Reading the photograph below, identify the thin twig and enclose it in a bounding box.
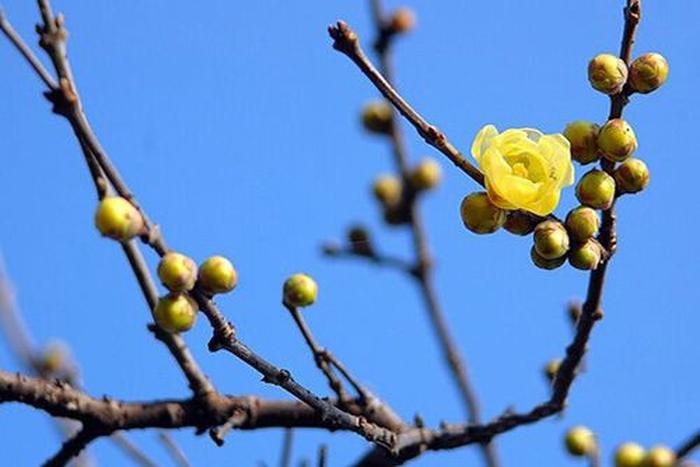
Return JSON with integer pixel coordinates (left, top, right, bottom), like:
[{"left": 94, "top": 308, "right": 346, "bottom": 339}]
[
  {"left": 677, "top": 429, "right": 700, "bottom": 459},
  {"left": 356, "top": 3, "right": 498, "bottom": 466},
  {"left": 44, "top": 429, "right": 101, "bottom": 467},
  {"left": 157, "top": 432, "right": 191, "bottom": 467},
  {"left": 280, "top": 429, "right": 294, "bottom": 467},
  {"left": 322, "top": 244, "right": 415, "bottom": 276},
  {"left": 317, "top": 444, "right": 328, "bottom": 467},
  {"left": 111, "top": 432, "right": 158, "bottom": 467},
  {"left": 328, "top": 21, "right": 484, "bottom": 186}
]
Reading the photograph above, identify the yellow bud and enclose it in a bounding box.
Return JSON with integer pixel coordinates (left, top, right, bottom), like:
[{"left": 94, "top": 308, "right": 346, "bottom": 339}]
[
  {"left": 410, "top": 159, "right": 442, "bottom": 191},
  {"left": 598, "top": 119, "right": 638, "bottom": 162},
  {"left": 154, "top": 294, "right": 197, "bottom": 333},
  {"left": 503, "top": 210, "right": 538, "bottom": 236},
  {"left": 94, "top": 196, "right": 145, "bottom": 242},
  {"left": 157, "top": 252, "right": 197, "bottom": 292},
  {"left": 198, "top": 256, "right": 238, "bottom": 295},
  {"left": 576, "top": 169, "right": 616, "bottom": 210},
  {"left": 615, "top": 158, "right": 650, "bottom": 194},
  {"left": 643, "top": 445, "right": 676, "bottom": 467},
  {"left": 283, "top": 273, "right": 318, "bottom": 307},
  {"left": 614, "top": 442, "right": 646, "bottom": 467},
  {"left": 564, "top": 121, "right": 600, "bottom": 164},
  {"left": 38, "top": 341, "right": 68, "bottom": 375},
  {"left": 565, "top": 206, "right": 600, "bottom": 242},
  {"left": 361, "top": 101, "right": 393, "bottom": 134},
  {"left": 534, "top": 221, "right": 570, "bottom": 260},
  {"left": 389, "top": 7, "right": 416, "bottom": 33},
  {"left": 459, "top": 192, "right": 506, "bottom": 234},
  {"left": 568, "top": 239, "right": 603, "bottom": 271},
  {"left": 543, "top": 358, "right": 561, "bottom": 382},
  {"left": 564, "top": 426, "right": 596, "bottom": 457},
  {"left": 588, "top": 53, "right": 628, "bottom": 95},
  {"left": 373, "top": 175, "right": 402, "bottom": 206},
  {"left": 530, "top": 246, "right": 566, "bottom": 270},
  {"left": 629, "top": 53, "right": 669, "bottom": 94}
]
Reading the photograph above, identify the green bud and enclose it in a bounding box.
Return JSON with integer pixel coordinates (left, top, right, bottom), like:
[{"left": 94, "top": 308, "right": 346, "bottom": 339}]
[
  {"left": 643, "top": 445, "right": 676, "bottom": 467},
  {"left": 576, "top": 169, "right": 616, "bottom": 210},
  {"left": 563, "top": 121, "right": 600, "bottom": 164},
  {"left": 198, "top": 256, "right": 238, "bottom": 295},
  {"left": 534, "top": 221, "right": 569, "bottom": 260},
  {"left": 629, "top": 53, "right": 669, "bottom": 94},
  {"left": 564, "top": 426, "right": 596, "bottom": 457},
  {"left": 588, "top": 53, "right": 628, "bottom": 95},
  {"left": 361, "top": 101, "right": 393, "bottom": 134},
  {"left": 373, "top": 175, "right": 402, "bottom": 206},
  {"left": 459, "top": 192, "right": 506, "bottom": 234},
  {"left": 614, "top": 442, "right": 646, "bottom": 467},
  {"left": 615, "top": 158, "right": 650, "bottom": 194},
  {"left": 565, "top": 206, "right": 600, "bottom": 242},
  {"left": 598, "top": 119, "right": 638, "bottom": 162},
  {"left": 157, "top": 252, "right": 197, "bottom": 292},
  {"left": 504, "top": 210, "right": 538, "bottom": 236},
  {"left": 154, "top": 294, "right": 198, "bottom": 333},
  {"left": 568, "top": 239, "right": 603, "bottom": 270},
  {"left": 94, "top": 196, "right": 145, "bottom": 242},
  {"left": 283, "top": 273, "right": 318, "bottom": 307},
  {"left": 530, "top": 247, "right": 566, "bottom": 270},
  {"left": 410, "top": 159, "right": 442, "bottom": 191}
]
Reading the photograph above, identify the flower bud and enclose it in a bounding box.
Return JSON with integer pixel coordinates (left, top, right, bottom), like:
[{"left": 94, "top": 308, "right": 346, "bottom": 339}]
[
  {"left": 283, "top": 273, "right": 318, "bottom": 307},
  {"left": 361, "top": 101, "right": 393, "bottom": 134},
  {"left": 598, "top": 119, "right": 638, "bottom": 162},
  {"left": 565, "top": 426, "right": 596, "bottom": 457},
  {"left": 565, "top": 206, "right": 600, "bottom": 242},
  {"left": 373, "top": 175, "right": 402, "bottom": 206},
  {"left": 543, "top": 358, "right": 561, "bottom": 382},
  {"left": 643, "top": 446, "right": 676, "bottom": 467},
  {"left": 94, "top": 196, "right": 145, "bottom": 242},
  {"left": 410, "top": 159, "right": 442, "bottom": 191},
  {"left": 459, "top": 192, "right": 506, "bottom": 234},
  {"left": 504, "top": 210, "right": 538, "bottom": 236},
  {"left": 348, "top": 225, "right": 372, "bottom": 255},
  {"left": 157, "top": 252, "right": 197, "bottom": 292},
  {"left": 154, "top": 293, "right": 197, "bottom": 333},
  {"left": 588, "top": 53, "right": 628, "bottom": 95},
  {"left": 629, "top": 53, "right": 669, "bottom": 94},
  {"left": 568, "top": 239, "right": 603, "bottom": 270},
  {"left": 530, "top": 247, "right": 566, "bottom": 270},
  {"left": 389, "top": 7, "right": 416, "bottom": 33},
  {"left": 198, "top": 256, "right": 237, "bottom": 295},
  {"left": 614, "top": 442, "right": 646, "bottom": 467},
  {"left": 38, "top": 341, "right": 67, "bottom": 375},
  {"left": 615, "top": 158, "right": 650, "bottom": 194},
  {"left": 576, "top": 169, "right": 616, "bottom": 210},
  {"left": 564, "top": 121, "right": 600, "bottom": 164},
  {"left": 534, "top": 221, "right": 569, "bottom": 259}
]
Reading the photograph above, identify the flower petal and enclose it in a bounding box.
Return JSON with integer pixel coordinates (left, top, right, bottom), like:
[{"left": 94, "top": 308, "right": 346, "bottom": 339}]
[{"left": 471, "top": 125, "right": 499, "bottom": 163}]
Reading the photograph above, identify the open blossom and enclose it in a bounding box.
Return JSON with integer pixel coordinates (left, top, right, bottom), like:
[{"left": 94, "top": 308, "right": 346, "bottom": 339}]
[{"left": 471, "top": 125, "right": 575, "bottom": 216}]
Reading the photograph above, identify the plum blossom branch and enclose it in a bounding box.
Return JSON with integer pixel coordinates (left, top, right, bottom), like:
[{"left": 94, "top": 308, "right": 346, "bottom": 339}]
[{"left": 676, "top": 429, "right": 700, "bottom": 460}]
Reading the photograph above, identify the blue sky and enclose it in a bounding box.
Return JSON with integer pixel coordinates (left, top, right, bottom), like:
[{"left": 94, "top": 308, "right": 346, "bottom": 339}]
[{"left": 1, "top": 0, "right": 698, "bottom": 466}]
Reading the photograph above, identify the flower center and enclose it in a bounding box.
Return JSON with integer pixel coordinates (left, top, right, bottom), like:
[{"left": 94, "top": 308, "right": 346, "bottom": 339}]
[{"left": 512, "top": 162, "right": 529, "bottom": 179}]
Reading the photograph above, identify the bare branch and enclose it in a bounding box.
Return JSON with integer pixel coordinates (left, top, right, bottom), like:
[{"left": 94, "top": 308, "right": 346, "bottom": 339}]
[{"left": 327, "top": 21, "right": 485, "bottom": 186}]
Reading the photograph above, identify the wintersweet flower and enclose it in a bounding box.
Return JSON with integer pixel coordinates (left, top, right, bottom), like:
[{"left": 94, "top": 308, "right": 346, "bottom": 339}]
[{"left": 471, "top": 125, "right": 575, "bottom": 216}]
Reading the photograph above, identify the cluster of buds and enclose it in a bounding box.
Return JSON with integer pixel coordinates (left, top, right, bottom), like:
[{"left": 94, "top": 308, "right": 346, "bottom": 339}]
[
  {"left": 613, "top": 443, "right": 676, "bottom": 467},
  {"left": 588, "top": 52, "right": 669, "bottom": 96},
  {"left": 563, "top": 427, "right": 677, "bottom": 467},
  {"left": 93, "top": 197, "right": 239, "bottom": 333},
  {"left": 371, "top": 158, "right": 442, "bottom": 225},
  {"left": 153, "top": 253, "right": 238, "bottom": 333}
]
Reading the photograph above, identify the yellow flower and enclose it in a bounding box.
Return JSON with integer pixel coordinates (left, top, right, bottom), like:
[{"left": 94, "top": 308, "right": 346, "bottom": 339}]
[{"left": 471, "top": 125, "right": 575, "bottom": 216}]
